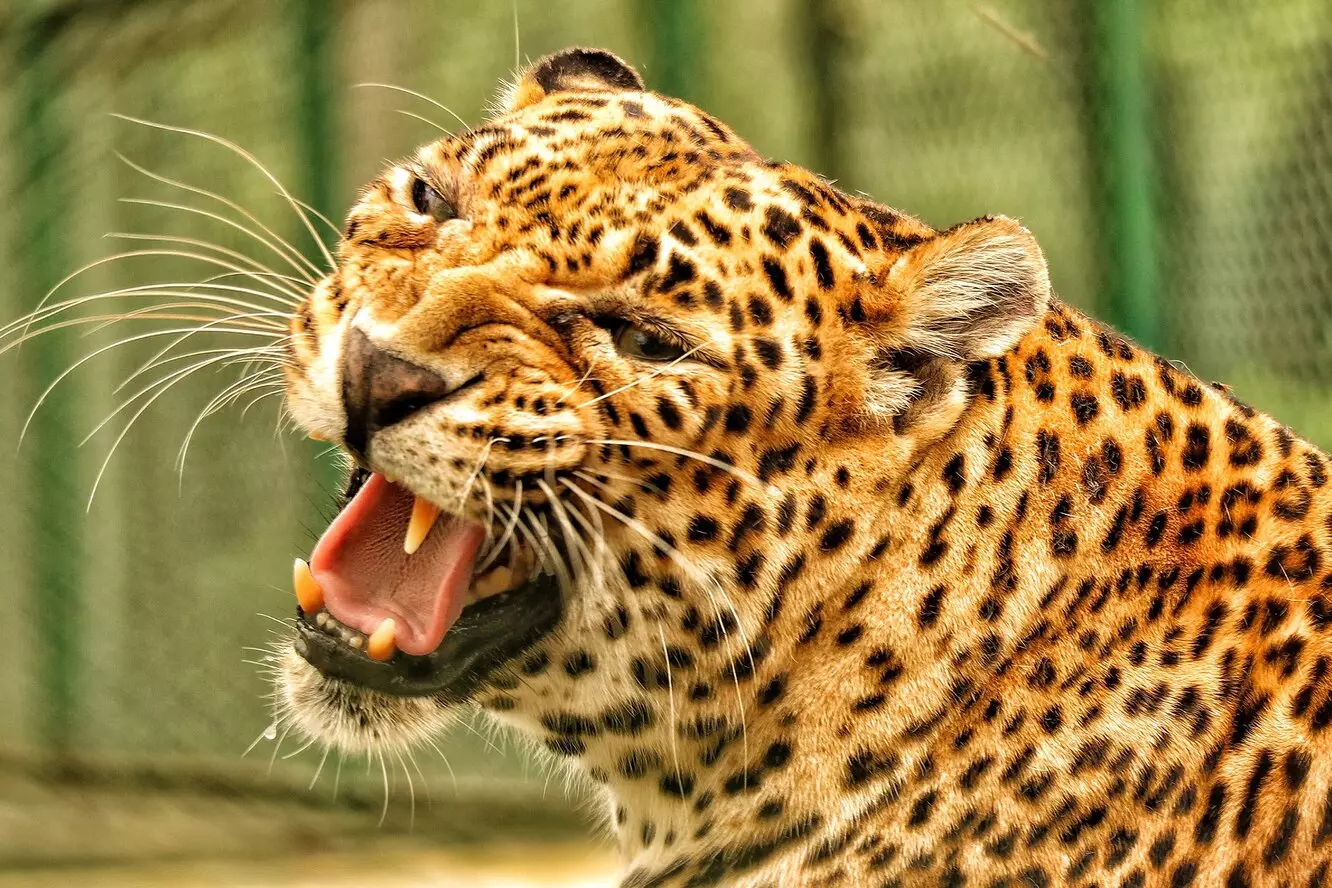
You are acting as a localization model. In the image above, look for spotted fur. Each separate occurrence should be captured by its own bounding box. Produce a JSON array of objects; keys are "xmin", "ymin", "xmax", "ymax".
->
[{"xmin": 280, "ymin": 48, "xmax": 1332, "ymax": 887}]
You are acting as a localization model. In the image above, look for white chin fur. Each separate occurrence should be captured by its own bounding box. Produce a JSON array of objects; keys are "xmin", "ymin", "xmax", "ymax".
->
[{"xmin": 275, "ymin": 646, "xmax": 456, "ymax": 755}]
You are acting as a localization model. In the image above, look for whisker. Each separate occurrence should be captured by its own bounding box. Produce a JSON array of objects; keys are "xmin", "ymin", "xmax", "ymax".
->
[
  {"xmin": 239, "ymin": 385, "xmax": 285, "ymax": 419},
  {"xmin": 537, "ymin": 512, "xmax": 569, "ymax": 590},
  {"xmin": 281, "ymin": 736, "xmax": 317, "ymax": 759},
  {"xmin": 112, "ymin": 309, "xmax": 290, "ymax": 393},
  {"xmin": 377, "ymin": 750, "xmax": 390, "ymax": 826},
  {"xmin": 308, "ymin": 745, "xmax": 332, "ymax": 791},
  {"xmin": 574, "ymin": 344, "xmax": 703, "ymax": 409},
  {"xmin": 420, "ymin": 734, "xmax": 460, "ymax": 796},
  {"xmin": 658, "ymin": 620, "xmax": 682, "ymax": 788},
  {"xmin": 395, "ymin": 109, "xmax": 452, "ymax": 135},
  {"xmin": 3, "ymin": 276, "xmax": 293, "ymax": 345},
  {"xmin": 509, "ymin": 508, "xmax": 547, "ymax": 576},
  {"xmin": 478, "ymin": 474, "xmax": 498, "ymax": 548},
  {"xmin": 455, "ymin": 437, "xmax": 506, "ymax": 514},
  {"xmin": 4, "ymin": 303, "xmax": 287, "ymax": 366},
  {"xmin": 243, "ymin": 717, "xmax": 282, "ymax": 758},
  {"xmin": 405, "ymin": 747, "xmax": 433, "ymax": 809},
  {"xmin": 476, "ymin": 479, "xmax": 524, "ymax": 572},
  {"xmin": 512, "ymin": 0, "xmax": 522, "ymax": 75},
  {"xmin": 191, "ymin": 268, "xmax": 305, "ymax": 299},
  {"xmin": 109, "ymin": 347, "xmax": 288, "ymax": 433},
  {"xmin": 115, "ymin": 151, "xmax": 326, "ymax": 283},
  {"xmin": 353, "ymin": 83, "xmax": 470, "ymax": 132},
  {"xmin": 393, "ymin": 748, "xmax": 417, "ymax": 830},
  {"xmin": 105, "ymin": 234, "xmax": 308, "ymax": 300},
  {"xmin": 5, "ymin": 245, "xmax": 289, "ymax": 349},
  {"xmin": 10, "ymin": 314, "xmax": 279, "ymax": 355},
  {"xmin": 569, "ymin": 465, "xmax": 666, "ymax": 497},
  {"xmin": 583, "ymin": 438, "xmax": 771, "ymax": 492},
  {"xmin": 561, "ymin": 487, "xmax": 610, "ymax": 583},
  {"xmin": 19, "ymin": 325, "xmax": 284, "ymax": 447},
  {"xmin": 177, "ymin": 368, "xmax": 285, "ymax": 476},
  {"xmin": 112, "ymin": 120, "xmax": 336, "ymax": 272},
  {"xmin": 556, "ymin": 358, "xmax": 597, "ymax": 406},
  {"xmin": 83, "ymin": 348, "xmax": 288, "ymax": 508},
  {"xmin": 285, "ymin": 194, "xmax": 343, "ymax": 239},
  {"xmin": 121, "ymin": 196, "xmax": 322, "ymax": 284},
  {"xmin": 517, "ymin": 512, "xmax": 570, "ymax": 593},
  {"xmin": 87, "ymin": 303, "xmax": 288, "ymax": 338},
  {"xmin": 538, "ymin": 478, "xmax": 599, "ymax": 594},
  {"xmin": 267, "ymin": 723, "xmax": 293, "ymax": 775}
]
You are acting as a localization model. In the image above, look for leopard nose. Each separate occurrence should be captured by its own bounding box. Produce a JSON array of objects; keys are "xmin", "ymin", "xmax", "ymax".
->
[{"xmin": 340, "ymin": 327, "xmax": 458, "ymax": 461}]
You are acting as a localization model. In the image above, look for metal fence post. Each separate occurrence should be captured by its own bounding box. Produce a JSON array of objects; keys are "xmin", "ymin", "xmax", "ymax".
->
[
  {"xmin": 798, "ymin": 0, "xmax": 844, "ymax": 182},
  {"xmin": 1091, "ymin": 0, "xmax": 1162, "ymax": 349},
  {"xmin": 644, "ymin": 0, "xmax": 702, "ymax": 102},
  {"xmin": 15, "ymin": 5, "xmax": 81, "ymax": 757},
  {"xmin": 292, "ymin": 0, "xmax": 345, "ymax": 501},
  {"xmin": 294, "ymin": 0, "xmax": 337, "ymax": 230}
]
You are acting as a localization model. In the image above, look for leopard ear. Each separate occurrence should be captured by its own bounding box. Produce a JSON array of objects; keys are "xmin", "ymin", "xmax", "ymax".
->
[
  {"xmin": 501, "ymin": 47, "xmax": 644, "ymax": 113},
  {"xmin": 876, "ymin": 215, "xmax": 1051, "ymax": 362},
  {"xmin": 847, "ymin": 215, "xmax": 1050, "ymax": 432}
]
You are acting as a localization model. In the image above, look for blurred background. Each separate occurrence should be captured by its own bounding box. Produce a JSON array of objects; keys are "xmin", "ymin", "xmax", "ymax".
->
[{"xmin": 0, "ymin": 0, "xmax": 1329, "ymax": 884}]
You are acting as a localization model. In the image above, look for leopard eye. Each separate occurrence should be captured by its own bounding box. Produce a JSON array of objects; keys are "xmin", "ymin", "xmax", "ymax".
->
[
  {"xmin": 410, "ymin": 177, "xmax": 455, "ymax": 222},
  {"xmin": 613, "ymin": 323, "xmax": 688, "ymax": 362}
]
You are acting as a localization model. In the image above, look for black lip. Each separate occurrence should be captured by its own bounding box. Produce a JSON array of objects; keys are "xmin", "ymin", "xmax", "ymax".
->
[{"xmin": 293, "ymin": 573, "xmax": 561, "ymax": 699}]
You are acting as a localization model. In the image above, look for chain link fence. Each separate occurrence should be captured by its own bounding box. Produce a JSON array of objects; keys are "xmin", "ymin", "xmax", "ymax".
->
[{"xmin": 1, "ymin": 0, "xmax": 1329, "ymax": 871}]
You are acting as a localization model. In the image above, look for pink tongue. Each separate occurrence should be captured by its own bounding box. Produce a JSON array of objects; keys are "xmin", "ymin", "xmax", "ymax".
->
[{"xmin": 310, "ymin": 473, "xmax": 486, "ymax": 656}]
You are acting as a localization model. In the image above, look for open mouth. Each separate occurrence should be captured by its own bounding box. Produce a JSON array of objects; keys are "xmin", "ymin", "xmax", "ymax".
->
[{"xmin": 291, "ymin": 472, "xmax": 561, "ymax": 699}]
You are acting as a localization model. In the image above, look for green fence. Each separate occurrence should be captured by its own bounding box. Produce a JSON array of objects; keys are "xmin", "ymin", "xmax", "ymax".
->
[{"xmin": 1, "ymin": 0, "xmax": 1330, "ymax": 864}]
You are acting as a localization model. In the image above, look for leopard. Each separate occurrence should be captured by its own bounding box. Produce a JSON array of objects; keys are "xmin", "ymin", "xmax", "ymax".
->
[{"xmin": 271, "ymin": 47, "xmax": 1331, "ymax": 886}]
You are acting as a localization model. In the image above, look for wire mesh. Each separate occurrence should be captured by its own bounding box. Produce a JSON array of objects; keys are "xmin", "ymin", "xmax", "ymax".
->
[{"xmin": 1156, "ymin": 0, "xmax": 1332, "ymax": 443}]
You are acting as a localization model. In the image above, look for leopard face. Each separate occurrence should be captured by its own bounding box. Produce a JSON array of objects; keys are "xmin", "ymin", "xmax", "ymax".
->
[
  {"xmin": 275, "ymin": 48, "xmax": 1332, "ymax": 888},
  {"xmin": 279, "ymin": 47, "xmax": 1048, "ymax": 753}
]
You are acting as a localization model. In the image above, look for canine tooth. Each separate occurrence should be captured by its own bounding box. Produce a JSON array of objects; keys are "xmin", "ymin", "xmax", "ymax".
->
[
  {"xmin": 404, "ymin": 496, "xmax": 443, "ymax": 554},
  {"xmin": 472, "ymin": 565, "xmax": 514, "ymax": 599},
  {"xmin": 293, "ymin": 558, "xmax": 324, "ymax": 613},
  {"xmin": 367, "ymin": 618, "xmax": 397, "ymax": 661}
]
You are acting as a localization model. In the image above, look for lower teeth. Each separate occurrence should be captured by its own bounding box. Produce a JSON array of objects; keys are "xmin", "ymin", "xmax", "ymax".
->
[{"xmin": 312, "ymin": 610, "xmax": 367, "ymax": 648}]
